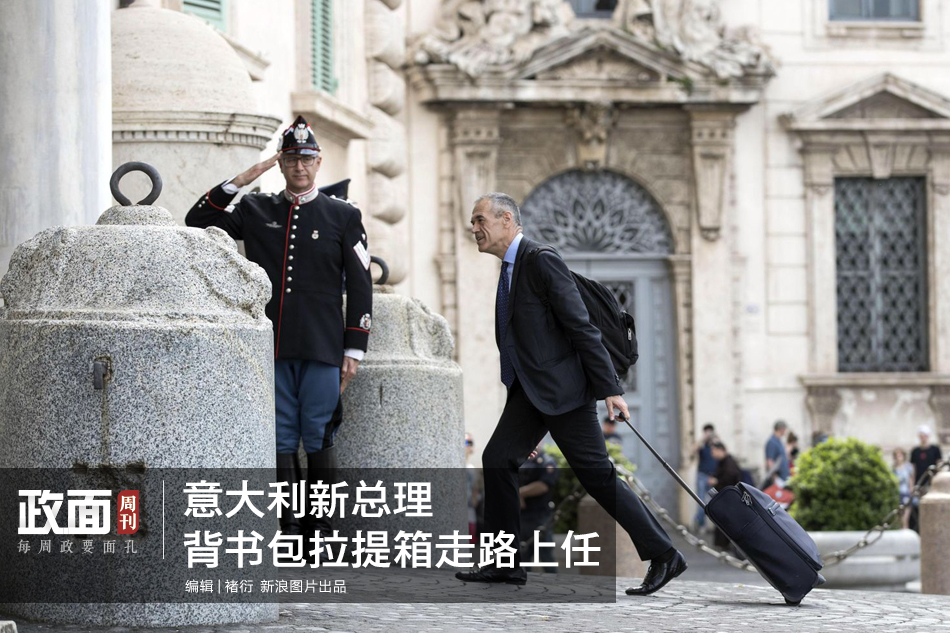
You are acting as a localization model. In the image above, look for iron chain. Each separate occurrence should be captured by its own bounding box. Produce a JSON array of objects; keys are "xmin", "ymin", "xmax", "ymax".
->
[{"xmin": 526, "ymin": 458, "xmax": 950, "ymax": 571}]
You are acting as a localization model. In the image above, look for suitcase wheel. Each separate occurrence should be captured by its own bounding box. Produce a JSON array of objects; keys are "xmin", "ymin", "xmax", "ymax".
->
[{"xmin": 784, "ymin": 598, "xmax": 802, "ymax": 607}]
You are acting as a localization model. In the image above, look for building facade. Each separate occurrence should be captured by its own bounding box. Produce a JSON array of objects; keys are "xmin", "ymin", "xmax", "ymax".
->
[{"xmin": 3, "ymin": 0, "xmax": 950, "ymax": 519}]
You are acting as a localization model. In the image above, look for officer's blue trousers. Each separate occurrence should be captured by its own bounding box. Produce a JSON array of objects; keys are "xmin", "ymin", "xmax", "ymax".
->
[{"xmin": 274, "ymin": 359, "xmax": 341, "ymax": 454}]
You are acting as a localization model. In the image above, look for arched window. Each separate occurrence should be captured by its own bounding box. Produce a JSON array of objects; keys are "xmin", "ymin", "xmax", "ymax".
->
[{"xmin": 520, "ymin": 169, "xmax": 673, "ymax": 255}]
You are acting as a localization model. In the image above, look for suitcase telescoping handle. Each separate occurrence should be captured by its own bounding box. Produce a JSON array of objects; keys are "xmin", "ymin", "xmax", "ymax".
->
[{"xmin": 617, "ymin": 412, "xmax": 706, "ymax": 510}]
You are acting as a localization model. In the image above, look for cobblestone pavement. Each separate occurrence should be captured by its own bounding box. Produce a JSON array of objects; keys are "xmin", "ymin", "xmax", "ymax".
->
[{"xmin": 9, "ymin": 574, "xmax": 950, "ymax": 633}]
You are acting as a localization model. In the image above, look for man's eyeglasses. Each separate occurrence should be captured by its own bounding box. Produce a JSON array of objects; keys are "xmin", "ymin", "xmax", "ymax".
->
[{"xmin": 280, "ymin": 155, "xmax": 318, "ymax": 167}]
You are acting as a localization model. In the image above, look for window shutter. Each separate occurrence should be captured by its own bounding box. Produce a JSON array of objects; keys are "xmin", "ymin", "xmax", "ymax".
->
[
  {"xmin": 830, "ymin": 0, "xmax": 919, "ymax": 21},
  {"xmin": 311, "ymin": 0, "xmax": 337, "ymax": 94},
  {"xmin": 182, "ymin": 0, "xmax": 228, "ymax": 31}
]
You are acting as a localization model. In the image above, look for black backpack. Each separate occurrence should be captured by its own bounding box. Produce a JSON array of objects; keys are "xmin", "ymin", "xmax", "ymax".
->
[{"xmin": 527, "ymin": 246, "xmax": 638, "ymax": 377}]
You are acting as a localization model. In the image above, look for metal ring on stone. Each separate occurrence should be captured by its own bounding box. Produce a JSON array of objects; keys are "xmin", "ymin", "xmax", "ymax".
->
[
  {"xmin": 371, "ymin": 256, "xmax": 389, "ymax": 285},
  {"xmin": 110, "ymin": 161, "xmax": 163, "ymax": 206}
]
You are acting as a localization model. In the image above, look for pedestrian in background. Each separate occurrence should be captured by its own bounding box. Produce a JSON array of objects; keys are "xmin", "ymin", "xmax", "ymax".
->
[
  {"xmin": 602, "ymin": 416, "xmax": 623, "ymax": 445},
  {"xmin": 892, "ymin": 447, "xmax": 914, "ymax": 530},
  {"xmin": 786, "ymin": 432, "xmax": 800, "ymax": 474},
  {"xmin": 909, "ymin": 424, "xmax": 942, "ymax": 532},
  {"xmin": 691, "ymin": 423, "xmax": 717, "ymax": 532},
  {"xmin": 763, "ymin": 420, "xmax": 791, "ymax": 487},
  {"xmin": 707, "ymin": 441, "xmax": 742, "ymax": 550},
  {"xmin": 911, "ymin": 424, "xmax": 942, "ymax": 485}
]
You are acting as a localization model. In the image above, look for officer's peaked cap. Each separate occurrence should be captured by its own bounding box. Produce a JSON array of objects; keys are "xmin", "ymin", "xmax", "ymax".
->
[{"xmin": 280, "ymin": 115, "xmax": 320, "ymax": 155}]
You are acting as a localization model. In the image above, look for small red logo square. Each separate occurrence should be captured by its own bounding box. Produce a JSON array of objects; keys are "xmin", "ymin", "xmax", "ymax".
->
[{"xmin": 117, "ymin": 490, "xmax": 139, "ymax": 535}]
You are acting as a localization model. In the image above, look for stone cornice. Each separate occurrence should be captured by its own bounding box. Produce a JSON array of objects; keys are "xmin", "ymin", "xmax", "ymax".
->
[
  {"xmin": 112, "ymin": 111, "xmax": 282, "ymax": 150},
  {"xmin": 408, "ymin": 64, "xmax": 769, "ymax": 106},
  {"xmin": 800, "ymin": 373, "xmax": 950, "ymax": 388}
]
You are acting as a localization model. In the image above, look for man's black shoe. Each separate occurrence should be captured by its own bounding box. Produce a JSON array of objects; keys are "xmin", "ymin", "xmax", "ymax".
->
[
  {"xmin": 455, "ymin": 564, "xmax": 527, "ymax": 585},
  {"xmin": 625, "ymin": 550, "xmax": 687, "ymax": 596}
]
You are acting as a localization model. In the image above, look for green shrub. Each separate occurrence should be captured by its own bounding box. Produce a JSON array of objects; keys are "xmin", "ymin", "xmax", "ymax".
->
[
  {"xmin": 545, "ymin": 442, "xmax": 636, "ymax": 534},
  {"xmin": 788, "ymin": 437, "xmax": 900, "ymax": 531}
]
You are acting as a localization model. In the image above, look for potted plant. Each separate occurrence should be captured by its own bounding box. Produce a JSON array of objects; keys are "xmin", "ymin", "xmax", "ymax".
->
[{"xmin": 789, "ymin": 437, "xmax": 919, "ymax": 589}]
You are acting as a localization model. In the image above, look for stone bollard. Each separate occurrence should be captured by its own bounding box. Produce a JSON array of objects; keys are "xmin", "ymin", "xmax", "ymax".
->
[
  {"xmin": 334, "ymin": 285, "xmax": 468, "ymax": 538},
  {"xmin": 0, "ymin": 164, "xmax": 277, "ymax": 627},
  {"xmin": 0, "ymin": 621, "xmax": 16, "ymax": 633},
  {"xmin": 576, "ymin": 494, "xmax": 647, "ymax": 580},
  {"xmin": 920, "ymin": 471, "xmax": 950, "ymax": 594}
]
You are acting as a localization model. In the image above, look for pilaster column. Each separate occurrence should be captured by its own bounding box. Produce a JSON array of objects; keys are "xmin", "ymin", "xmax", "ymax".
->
[
  {"xmin": 448, "ymin": 107, "xmax": 504, "ymax": 444},
  {"xmin": 686, "ymin": 107, "xmax": 740, "ymax": 456},
  {"xmin": 0, "ymin": 0, "xmax": 111, "ymax": 283},
  {"xmin": 687, "ymin": 107, "xmax": 737, "ymax": 241},
  {"xmin": 929, "ymin": 145, "xmax": 950, "ymax": 374},
  {"xmin": 801, "ymin": 144, "xmax": 838, "ymax": 374}
]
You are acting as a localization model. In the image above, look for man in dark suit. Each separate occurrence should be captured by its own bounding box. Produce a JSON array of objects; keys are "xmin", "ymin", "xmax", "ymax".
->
[{"xmin": 455, "ymin": 193, "xmax": 686, "ymax": 594}]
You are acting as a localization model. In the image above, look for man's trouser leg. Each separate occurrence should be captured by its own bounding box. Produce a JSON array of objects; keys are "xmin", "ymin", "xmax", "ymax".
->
[
  {"xmin": 296, "ymin": 360, "xmax": 342, "ymax": 556},
  {"xmin": 274, "ymin": 360, "xmax": 304, "ymax": 535},
  {"xmin": 482, "ymin": 381, "xmax": 547, "ymax": 566},
  {"xmin": 544, "ymin": 398, "xmax": 674, "ymax": 562}
]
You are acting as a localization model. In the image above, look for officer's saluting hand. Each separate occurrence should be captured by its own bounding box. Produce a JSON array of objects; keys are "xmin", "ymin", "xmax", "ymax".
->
[{"xmin": 185, "ymin": 115, "xmax": 372, "ymax": 550}]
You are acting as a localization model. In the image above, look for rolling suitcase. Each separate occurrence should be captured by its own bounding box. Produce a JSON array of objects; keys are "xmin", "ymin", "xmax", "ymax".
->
[{"xmin": 618, "ymin": 414, "xmax": 825, "ymax": 605}]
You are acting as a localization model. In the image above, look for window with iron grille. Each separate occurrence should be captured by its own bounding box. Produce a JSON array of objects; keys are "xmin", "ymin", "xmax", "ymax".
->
[
  {"xmin": 829, "ymin": 0, "xmax": 919, "ymax": 20},
  {"xmin": 835, "ymin": 177, "xmax": 928, "ymax": 372},
  {"xmin": 311, "ymin": 0, "xmax": 336, "ymax": 94},
  {"xmin": 182, "ymin": 0, "xmax": 227, "ymax": 31},
  {"xmin": 568, "ymin": 0, "xmax": 618, "ymax": 18}
]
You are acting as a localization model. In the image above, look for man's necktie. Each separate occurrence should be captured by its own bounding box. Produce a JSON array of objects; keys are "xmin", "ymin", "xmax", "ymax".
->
[{"xmin": 497, "ymin": 261, "xmax": 515, "ymax": 389}]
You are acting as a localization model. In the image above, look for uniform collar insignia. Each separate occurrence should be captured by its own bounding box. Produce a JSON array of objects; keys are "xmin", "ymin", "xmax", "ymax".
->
[{"xmin": 282, "ymin": 184, "xmax": 318, "ymax": 205}]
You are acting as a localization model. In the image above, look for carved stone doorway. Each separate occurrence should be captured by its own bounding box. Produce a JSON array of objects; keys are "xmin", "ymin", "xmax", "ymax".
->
[{"xmin": 521, "ymin": 169, "xmax": 681, "ymax": 518}]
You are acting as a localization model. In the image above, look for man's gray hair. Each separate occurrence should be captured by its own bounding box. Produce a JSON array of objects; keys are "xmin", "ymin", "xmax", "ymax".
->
[
  {"xmin": 475, "ymin": 192, "xmax": 521, "ymax": 226},
  {"xmin": 774, "ymin": 420, "xmax": 788, "ymax": 432}
]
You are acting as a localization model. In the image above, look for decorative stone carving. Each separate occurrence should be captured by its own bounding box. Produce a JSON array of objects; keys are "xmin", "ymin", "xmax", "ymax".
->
[
  {"xmin": 412, "ymin": 0, "xmax": 569, "ymax": 77},
  {"xmin": 566, "ymin": 102, "xmax": 617, "ymax": 169},
  {"xmin": 369, "ymin": 60, "xmax": 407, "ymax": 116},
  {"xmin": 367, "ymin": 106, "xmax": 407, "ymax": 178},
  {"xmin": 806, "ymin": 386, "xmax": 843, "ymax": 434},
  {"xmin": 412, "ymin": 0, "xmax": 773, "ymax": 81},
  {"xmin": 450, "ymin": 109, "xmax": 503, "ymax": 239},
  {"xmin": 366, "ymin": 0, "xmax": 407, "ymax": 69},
  {"xmin": 688, "ymin": 108, "xmax": 735, "ymax": 241},
  {"xmin": 367, "ymin": 172, "xmax": 408, "ymax": 224},
  {"xmin": 615, "ymin": 0, "xmax": 773, "ymax": 79}
]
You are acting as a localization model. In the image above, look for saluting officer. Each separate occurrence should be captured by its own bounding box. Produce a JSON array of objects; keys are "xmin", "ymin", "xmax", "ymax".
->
[{"xmin": 185, "ymin": 115, "xmax": 373, "ymax": 540}]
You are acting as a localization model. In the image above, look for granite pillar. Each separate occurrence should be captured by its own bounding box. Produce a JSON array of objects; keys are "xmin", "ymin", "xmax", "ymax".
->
[
  {"xmin": 0, "ymin": 185, "xmax": 277, "ymax": 626},
  {"xmin": 335, "ymin": 286, "xmax": 467, "ymax": 537},
  {"xmin": 920, "ymin": 472, "xmax": 950, "ymax": 595}
]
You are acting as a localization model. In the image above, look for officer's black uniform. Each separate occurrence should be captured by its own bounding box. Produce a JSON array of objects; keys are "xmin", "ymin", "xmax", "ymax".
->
[
  {"xmin": 518, "ymin": 449, "xmax": 559, "ymax": 571},
  {"xmin": 185, "ymin": 172, "xmax": 372, "ymax": 368},
  {"xmin": 185, "ymin": 115, "xmax": 372, "ymax": 540}
]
